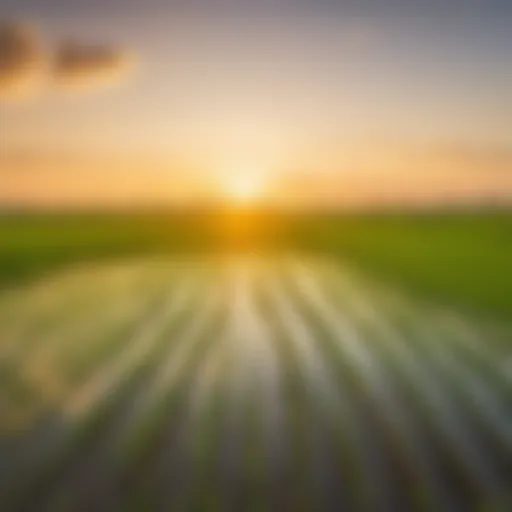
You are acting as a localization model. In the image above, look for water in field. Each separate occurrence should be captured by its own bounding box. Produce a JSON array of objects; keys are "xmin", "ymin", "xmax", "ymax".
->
[{"xmin": 0, "ymin": 255, "xmax": 510, "ymax": 511}]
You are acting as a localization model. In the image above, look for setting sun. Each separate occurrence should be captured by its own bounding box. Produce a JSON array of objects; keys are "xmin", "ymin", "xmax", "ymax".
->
[{"xmin": 226, "ymin": 174, "xmax": 264, "ymax": 204}]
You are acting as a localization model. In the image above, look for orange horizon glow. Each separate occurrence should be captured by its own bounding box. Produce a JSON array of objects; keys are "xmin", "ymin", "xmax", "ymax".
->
[{"xmin": 1, "ymin": 8, "xmax": 511, "ymax": 209}]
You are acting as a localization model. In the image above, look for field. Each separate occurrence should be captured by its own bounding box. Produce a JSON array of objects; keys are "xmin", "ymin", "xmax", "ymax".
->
[
  {"xmin": 0, "ymin": 212, "xmax": 511, "ymax": 510},
  {"xmin": 1, "ymin": 210, "xmax": 512, "ymax": 319}
]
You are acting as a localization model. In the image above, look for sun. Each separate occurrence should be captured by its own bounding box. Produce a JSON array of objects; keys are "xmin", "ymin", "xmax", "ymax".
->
[{"xmin": 226, "ymin": 174, "xmax": 264, "ymax": 204}]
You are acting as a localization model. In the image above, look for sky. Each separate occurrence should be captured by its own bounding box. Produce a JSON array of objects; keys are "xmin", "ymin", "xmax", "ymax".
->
[{"xmin": 1, "ymin": 0, "xmax": 511, "ymax": 208}]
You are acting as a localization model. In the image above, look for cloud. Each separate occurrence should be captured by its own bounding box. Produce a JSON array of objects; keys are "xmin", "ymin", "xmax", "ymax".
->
[
  {"xmin": 0, "ymin": 22, "xmax": 47, "ymax": 100},
  {"xmin": 53, "ymin": 41, "xmax": 135, "ymax": 91},
  {"xmin": 0, "ymin": 20, "xmax": 135, "ymax": 102}
]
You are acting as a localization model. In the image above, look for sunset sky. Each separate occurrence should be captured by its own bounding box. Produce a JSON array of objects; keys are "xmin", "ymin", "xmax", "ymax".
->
[{"xmin": 1, "ymin": 1, "xmax": 511, "ymax": 208}]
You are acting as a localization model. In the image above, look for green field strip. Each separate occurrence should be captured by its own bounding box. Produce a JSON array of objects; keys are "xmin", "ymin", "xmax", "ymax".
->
[
  {"xmin": 259, "ymin": 261, "xmax": 356, "ymax": 510},
  {"xmin": 0, "ymin": 297, "xmax": 133, "ymax": 431},
  {"xmin": 182, "ymin": 259, "xmax": 287, "ymax": 510},
  {"xmin": 0, "ymin": 262, "xmax": 119, "ymax": 327},
  {"xmin": 118, "ymin": 315, "xmax": 228, "ymax": 511},
  {"xmin": 111, "ymin": 300, "xmax": 229, "ymax": 511},
  {"xmin": 117, "ymin": 292, "xmax": 226, "ymax": 466},
  {"xmin": 238, "ymin": 375, "xmax": 272, "ymax": 511},
  {"xmin": 35, "ymin": 275, "xmax": 210, "ymax": 510},
  {"xmin": 1, "ymin": 262, "xmax": 211, "ymax": 506},
  {"xmin": 217, "ymin": 354, "xmax": 275, "ymax": 511},
  {"xmin": 182, "ymin": 340, "xmax": 236, "ymax": 511},
  {"xmin": 312, "ymin": 261, "xmax": 512, "ymax": 512},
  {"xmin": 179, "ymin": 261, "xmax": 262, "ymax": 509},
  {"xmin": 216, "ymin": 351, "xmax": 270, "ymax": 510},
  {"xmin": 56, "ymin": 266, "xmax": 182, "ymax": 388},
  {"xmin": 62, "ymin": 278, "xmax": 199, "ymax": 419},
  {"xmin": 149, "ymin": 326, "xmax": 232, "ymax": 511},
  {"xmin": 302, "ymin": 257, "xmax": 511, "ymax": 496},
  {"xmin": 54, "ymin": 336, "xmax": 221, "ymax": 511},
  {"xmin": 359, "ymin": 291, "xmax": 512, "ymax": 508},
  {"xmin": 386, "ymin": 299, "xmax": 512, "ymax": 453},
  {"xmin": 410, "ymin": 308, "xmax": 512, "ymax": 400},
  {"xmin": 351, "ymin": 267, "xmax": 512, "ymax": 394},
  {"xmin": 284, "ymin": 261, "xmax": 460, "ymax": 511},
  {"xmin": 57, "ymin": 296, "xmax": 161, "ymax": 388},
  {"xmin": 437, "ymin": 316, "xmax": 512, "ymax": 393},
  {"xmin": 320, "ymin": 263, "xmax": 507, "ymax": 501},
  {"xmin": 218, "ymin": 259, "xmax": 284, "ymax": 510},
  {"xmin": 257, "ymin": 274, "xmax": 358, "ymax": 511},
  {"xmin": 0, "ymin": 263, "xmax": 146, "ymax": 362},
  {"xmin": 0, "ymin": 267, "xmax": 163, "ymax": 426},
  {"xmin": 17, "ymin": 269, "xmax": 163, "ymax": 391},
  {"xmin": 0, "ymin": 282, "xmax": 117, "ymax": 384},
  {"xmin": 1, "ymin": 275, "xmax": 196, "ymax": 510},
  {"xmin": 324, "ymin": 257, "xmax": 512, "ymax": 446},
  {"xmin": 245, "ymin": 269, "xmax": 290, "ymax": 511},
  {"xmin": 382, "ymin": 303, "xmax": 512, "ymax": 500},
  {"xmin": 268, "ymin": 264, "xmax": 414, "ymax": 512},
  {"xmin": 0, "ymin": 276, "xmax": 168, "ymax": 487},
  {"xmin": 210, "ymin": 277, "xmax": 259, "ymax": 510},
  {"xmin": 316, "ymin": 257, "xmax": 504, "ymax": 399},
  {"xmin": 0, "ymin": 269, "xmax": 167, "ymax": 431},
  {"xmin": 318, "ymin": 257, "xmax": 511, "ymax": 390},
  {"xmin": 252, "ymin": 279, "xmax": 314, "ymax": 511}
]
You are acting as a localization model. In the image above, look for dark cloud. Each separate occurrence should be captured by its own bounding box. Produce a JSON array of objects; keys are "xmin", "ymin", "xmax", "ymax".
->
[
  {"xmin": 0, "ymin": 21, "xmax": 135, "ymax": 102},
  {"xmin": 53, "ymin": 41, "xmax": 135, "ymax": 90},
  {"xmin": 0, "ymin": 22, "xmax": 47, "ymax": 100}
]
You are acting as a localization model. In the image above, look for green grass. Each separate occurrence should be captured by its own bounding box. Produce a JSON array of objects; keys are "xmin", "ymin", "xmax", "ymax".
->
[
  {"xmin": 1, "ymin": 255, "xmax": 510, "ymax": 509},
  {"xmin": 0, "ymin": 212, "xmax": 215, "ymax": 285},
  {"xmin": 0, "ymin": 209, "xmax": 511, "ymax": 319},
  {"xmin": 287, "ymin": 211, "xmax": 512, "ymax": 320}
]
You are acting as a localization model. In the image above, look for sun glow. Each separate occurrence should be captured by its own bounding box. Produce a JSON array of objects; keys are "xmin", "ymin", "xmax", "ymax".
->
[{"xmin": 226, "ymin": 173, "xmax": 264, "ymax": 204}]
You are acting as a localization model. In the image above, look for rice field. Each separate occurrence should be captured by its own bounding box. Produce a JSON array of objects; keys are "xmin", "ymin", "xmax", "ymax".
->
[{"xmin": 0, "ymin": 255, "xmax": 510, "ymax": 511}]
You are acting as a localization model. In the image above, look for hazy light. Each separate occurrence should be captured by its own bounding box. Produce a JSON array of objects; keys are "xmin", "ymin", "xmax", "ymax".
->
[{"xmin": 225, "ymin": 172, "xmax": 265, "ymax": 204}]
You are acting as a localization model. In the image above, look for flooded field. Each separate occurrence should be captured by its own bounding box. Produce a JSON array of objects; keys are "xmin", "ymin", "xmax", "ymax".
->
[{"xmin": 0, "ymin": 256, "xmax": 510, "ymax": 511}]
